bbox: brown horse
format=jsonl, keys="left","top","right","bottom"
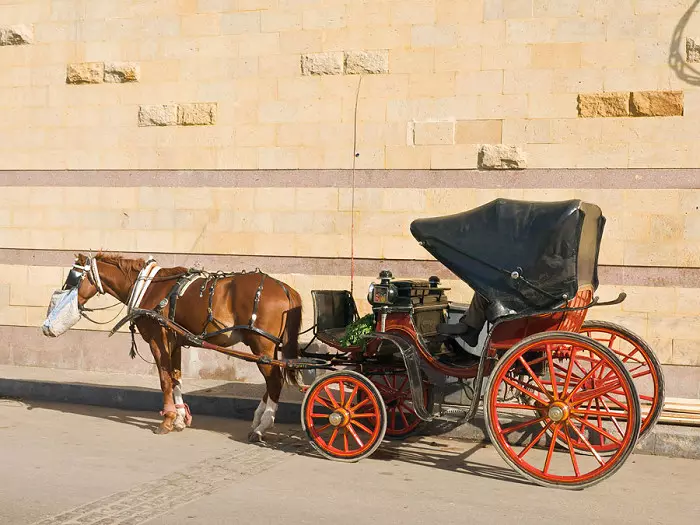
{"left": 44, "top": 253, "right": 303, "bottom": 441}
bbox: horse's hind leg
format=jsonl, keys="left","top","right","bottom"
{"left": 247, "top": 338, "right": 283, "bottom": 442}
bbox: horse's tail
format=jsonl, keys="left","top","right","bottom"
{"left": 280, "top": 287, "right": 303, "bottom": 387}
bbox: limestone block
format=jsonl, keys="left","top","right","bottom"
{"left": 66, "top": 63, "right": 104, "bottom": 84}
{"left": 456, "top": 119, "right": 503, "bottom": 144}
{"left": 301, "top": 52, "right": 344, "bottom": 75}
{"left": 104, "top": 62, "right": 140, "bottom": 83}
{"left": 413, "top": 121, "right": 456, "bottom": 145}
{"left": 577, "top": 92, "right": 629, "bottom": 117}
{"left": 687, "top": 38, "right": 700, "bottom": 62}
{"left": 345, "top": 50, "right": 389, "bottom": 75}
{"left": 138, "top": 105, "right": 178, "bottom": 126}
{"left": 178, "top": 103, "right": 217, "bottom": 125}
{"left": 630, "top": 91, "right": 683, "bottom": 117}
{"left": 478, "top": 144, "right": 527, "bottom": 170}
{"left": 0, "top": 25, "right": 33, "bottom": 46}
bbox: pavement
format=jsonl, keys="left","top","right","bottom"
{"left": 1, "top": 399, "right": 699, "bottom": 525}
{"left": 1, "top": 364, "right": 700, "bottom": 461}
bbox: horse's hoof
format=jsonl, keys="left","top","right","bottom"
{"left": 173, "top": 415, "right": 186, "bottom": 432}
{"left": 248, "top": 431, "right": 264, "bottom": 443}
{"left": 153, "top": 424, "right": 172, "bottom": 435}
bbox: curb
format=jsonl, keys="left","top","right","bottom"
{"left": 1, "top": 376, "right": 698, "bottom": 460}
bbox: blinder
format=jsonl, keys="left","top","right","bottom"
{"left": 63, "top": 267, "right": 85, "bottom": 290}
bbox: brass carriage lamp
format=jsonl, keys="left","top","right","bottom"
{"left": 367, "top": 269, "right": 398, "bottom": 305}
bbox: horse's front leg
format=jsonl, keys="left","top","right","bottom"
{"left": 171, "top": 342, "right": 192, "bottom": 432}
{"left": 146, "top": 330, "right": 177, "bottom": 435}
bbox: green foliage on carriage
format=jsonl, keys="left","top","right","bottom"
{"left": 339, "top": 313, "right": 375, "bottom": 348}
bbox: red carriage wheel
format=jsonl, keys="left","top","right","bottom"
{"left": 578, "top": 321, "right": 665, "bottom": 444}
{"left": 484, "top": 332, "right": 641, "bottom": 490}
{"left": 535, "top": 322, "right": 665, "bottom": 455}
{"left": 301, "top": 371, "right": 387, "bottom": 462}
{"left": 365, "top": 371, "right": 430, "bottom": 439}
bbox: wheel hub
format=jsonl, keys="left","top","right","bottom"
{"left": 329, "top": 408, "right": 350, "bottom": 427}
{"left": 547, "top": 401, "right": 570, "bottom": 422}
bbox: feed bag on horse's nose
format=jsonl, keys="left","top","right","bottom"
{"left": 42, "top": 287, "right": 81, "bottom": 337}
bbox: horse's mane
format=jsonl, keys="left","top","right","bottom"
{"left": 93, "top": 252, "right": 146, "bottom": 275}
{"left": 84, "top": 252, "right": 186, "bottom": 278}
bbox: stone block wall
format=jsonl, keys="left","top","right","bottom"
{"left": 1, "top": 1, "right": 700, "bottom": 394}
{"left": 0, "top": 1, "right": 699, "bottom": 169}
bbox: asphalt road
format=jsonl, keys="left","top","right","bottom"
{"left": 1, "top": 398, "right": 698, "bottom": 525}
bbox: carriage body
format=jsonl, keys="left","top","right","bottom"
{"left": 303, "top": 199, "right": 665, "bottom": 489}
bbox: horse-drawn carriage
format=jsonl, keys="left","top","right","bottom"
{"left": 301, "top": 198, "right": 664, "bottom": 489}
{"left": 42, "top": 198, "right": 664, "bottom": 490}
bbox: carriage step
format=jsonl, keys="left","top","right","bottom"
{"left": 434, "top": 406, "right": 469, "bottom": 422}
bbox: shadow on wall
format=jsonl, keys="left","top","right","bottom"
{"left": 669, "top": 0, "right": 700, "bottom": 85}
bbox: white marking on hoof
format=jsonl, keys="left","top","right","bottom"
{"left": 172, "top": 383, "right": 192, "bottom": 428}
{"left": 248, "top": 430, "right": 264, "bottom": 443}
{"left": 251, "top": 400, "right": 266, "bottom": 429}
{"left": 252, "top": 399, "right": 278, "bottom": 437}
{"left": 173, "top": 414, "right": 186, "bottom": 431}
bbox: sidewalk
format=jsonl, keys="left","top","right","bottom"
{"left": 1, "top": 364, "right": 698, "bottom": 460}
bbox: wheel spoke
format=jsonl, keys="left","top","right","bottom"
{"left": 495, "top": 402, "right": 543, "bottom": 411}
{"left": 560, "top": 426, "right": 581, "bottom": 477}
{"left": 546, "top": 344, "right": 559, "bottom": 400}
{"left": 338, "top": 380, "right": 345, "bottom": 406}
{"left": 315, "top": 423, "right": 331, "bottom": 433}
{"left": 343, "top": 430, "right": 349, "bottom": 453}
{"left": 391, "top": 406, "right": 397, "bottom": 430}
{"left": 571, "top": 380, "right": 624, "bottom": 407}
{"left": 323, "top": 386, "right": 340, "bottom": 408}
{"left": 345, "top": 384, "right": 359, "bottom": 408}
{"left": 600, "top": 397, "right": 625, "bottom": 438}
{"left": 572, "top": 408, "right": 630, "bottom": 419}
{"left": 502, "top": 416, "right": 547, "bottom": 435}
{"left": 310, "top": 413, "right": 331, "bottom": 418}
{"left": 503, "top": 376, "right": 549, "bottom": 405}
{"left": 571, "top": 415, "right": 623, "bottom": 446}
{"left": 350, "top": 398, "right": 370, "bottom": 413}
{"left": 353, "top": 412, "right": 378, "bottom": 419}
{"left": 347, "top": 424, "right": 365, "bottom": 448}
{"left": 543, "top": 423, "right": 561, "bottom": 475}
{"left": 567, "top": 360, "right": 603, "bottom": 400}
{"left": 328, "top": 428, "right": 339, "bottom": 449}
{"left": 602, "top": 393, "right": 629, "bottom": 412}
{"left": 517, "top": 356, "right": 553, "bottom": 401}
{"left": 315, "top": 396, "right": 334, "bottom": 410}
{"left": 517, "top": 421, "right": 552, "bottom": 459}
{"left": 561, "top": 347, "right": 578, "bottom": 398}
{"left": 351, "top": 419, "right": 375, "bottom": 435}
{"left": 397, "top": 375, "right": 408, "bottom": 392}
{"left": 631, "top": 369, "right": 652, "bottom": 380}
{"left": 566, "top": 421, "right": 605, "bottom": 466}
{"left": 399, "top": 407, "right": 410, "bottom": 428}
{"left": 595, "top": 398, "right": 604, "bottom": 441}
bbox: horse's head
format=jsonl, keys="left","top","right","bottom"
{"left": 41, "top": 253, "right": 105, "bottom": 337}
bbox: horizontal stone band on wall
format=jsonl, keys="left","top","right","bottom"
{"left": 0, "top": 248, "right": 699, "bottom": 288}
{"left": 1, "top": 169, "right": 700, "bottom": 189}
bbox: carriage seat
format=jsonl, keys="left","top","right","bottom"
{"left": 310, "top": 290, "right": 360, "bottom": 347}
